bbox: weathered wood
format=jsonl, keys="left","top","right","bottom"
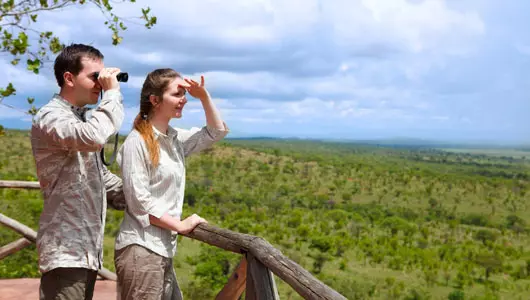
{"left": 0, "top": 180, "right": 40, "bottom": 189}
{"left": 245, "top": 253, "right": 279, "bottom": 300}
{"left": 246, "top": 265, "right": 257, "bottom": 300}
{"left": 184, "top": 224, "right": 347, "bottom": 300}
{"left": 0, "top": 237, "right": 32, "bottom": 260}
{"left": 0, "top": 213, "right": 38, "bottom": 242}
{"left": 98, "top": 267, "right": 117, "bottom": 281}
{"left": 0, "top": 213, "right": 117, "bottom": 281}
{"left": 216, "top": 256, "right": 248, "bottom": 300}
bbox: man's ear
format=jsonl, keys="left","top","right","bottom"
{"left": 149, "top": 95, "right": 159, "bottom": 106}
{"left": 63, "top": 72, "right": 75, "bottom": 87}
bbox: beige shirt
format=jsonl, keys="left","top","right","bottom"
{"left": 115, "top": 123, "right": 229, "bottom": 258}
{"left": 30, "top": 90, "right": 125, "bottom": 273}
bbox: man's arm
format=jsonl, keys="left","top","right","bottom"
{"left": 33, "top": 89, "right": 124, "bottom": 152}
{"left": 103, "top": 166, "right": 126, "bottom": 210}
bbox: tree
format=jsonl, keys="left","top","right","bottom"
{"left": 0, "top": 0, "right": 157, "bottom": 115}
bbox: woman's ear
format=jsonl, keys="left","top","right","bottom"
{"left": 149, "top": 95, "right": 159, "bottom": 106}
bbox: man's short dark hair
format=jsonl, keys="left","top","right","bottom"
{"left": 54, "top": 43, "right": 104, "bottom": 87}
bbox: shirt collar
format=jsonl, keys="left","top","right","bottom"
{"left": 52, "top": 93, "right": 90, "bottom": 117}
{"left": 152, "top": 125, "right": 178, "bottom": 140}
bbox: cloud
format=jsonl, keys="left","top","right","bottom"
{"left": 1, "top": 0, "right": 528, "bottom": 143}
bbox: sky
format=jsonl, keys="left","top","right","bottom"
{"left": 0, "top": 0, "right": 529, "bottom": 144}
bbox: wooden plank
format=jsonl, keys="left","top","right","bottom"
{"left": 246, "top": 264, "right": 256, "bottom": 300}
{"left": 0, "top": 237, "right": 32, "bottom": 260}
{"left": 0, "top": 213, "right": 117, "bottom": 281}
{"left": 245, "top": 253, "right": 279, "bottom": 300}
{"left": 216, "top": 256, "right": 248, "bottom": 300}
{"left": 184, "top": 224, "right": 347, "bottom": 300}
{"left": 0, "top": 180, "right": 40, "bottom": 189}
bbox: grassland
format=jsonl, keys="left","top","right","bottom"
{"left": 1, "top": 129, "right": 530, "bottom": 299}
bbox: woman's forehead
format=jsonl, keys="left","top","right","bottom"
{"left": 168, "top": 77, "right": 189, "bottom": 90}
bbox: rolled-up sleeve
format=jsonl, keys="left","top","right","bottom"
{"left": 34, "top": 89, "right": 124, "bottom": 152}
{"left": 117, "top": 134, "right": 167, "bottom": 228}
{"left": 177, "top": 122, "right": 229, "bottom": 157}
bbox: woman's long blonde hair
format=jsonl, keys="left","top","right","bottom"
{"left": 133, "top": 68, "right": 181, "bottom": 168}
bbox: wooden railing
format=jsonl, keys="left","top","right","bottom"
{"left": 0, "top": 180, "right": 347, "bottom": 300}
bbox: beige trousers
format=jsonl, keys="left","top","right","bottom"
{"left": 114, "top": 244, "right": 183, "bottom": 300}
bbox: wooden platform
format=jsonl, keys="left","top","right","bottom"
{"left": 0, "top": 278, "right": 116, "bottom": 300}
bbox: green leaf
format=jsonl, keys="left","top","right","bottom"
{"left": 0, "top": 83, "right": 16, "bottom": 97}
{"left": 111, "top": 33, "right": 123, "bottom": 45}
{"left": 49, "top": 37, "right": 63, "bottom": 53}
{"left": 30, "top": 14, "right": 38, "bottom": 22}
{"left": 11, "top": 32, "right": 29, "bottom": 55}
{"left": 26, "top": 58, "right": 42, "bottom": 74}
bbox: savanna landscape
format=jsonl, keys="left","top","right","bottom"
{"left": 1, "top": 128, "right": 530, "bottom": 300}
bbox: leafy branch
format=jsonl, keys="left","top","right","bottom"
{"left": 0, "top": 0, "right": 157, "bottom": 115}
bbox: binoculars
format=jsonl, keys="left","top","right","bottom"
{"left": 93, "top": 71, "right": 129, "bottom": 82}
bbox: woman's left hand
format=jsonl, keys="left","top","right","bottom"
{"left": 184, "top": 75, "right": 210, "bottom": 101}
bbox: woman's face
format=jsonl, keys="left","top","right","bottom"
{"left": 153, "top": 77, "right": 189, "bottom": 119}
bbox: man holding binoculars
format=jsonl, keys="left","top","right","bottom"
{"left": 30, "top": 43, "right": 128, "bottom": 300}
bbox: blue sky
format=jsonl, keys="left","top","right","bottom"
{"left": 1, "top": 0, "right": 529, "bottom": 144}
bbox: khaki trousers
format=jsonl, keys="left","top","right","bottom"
{"left": 115, "top": 244, "right": 183, "bottom": 300}
{"left": 39, "top": 267, "right": 98, "bottom": 300}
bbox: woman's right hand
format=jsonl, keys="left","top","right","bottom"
{"left": 179, "top": 213, "right": 207, "bottom": 234}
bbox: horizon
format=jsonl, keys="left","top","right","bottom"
{"left": 3, "top": 126, "right": 529, "bottom": 148}
{"left": 1, "top": 0, "right": 529, "bottom": 144}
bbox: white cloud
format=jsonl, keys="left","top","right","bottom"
{"left": 0, "top": 60, "right": 56, "bottom": 95}
{"left": 7, "top": 0, "right": 523, "bottom": 142}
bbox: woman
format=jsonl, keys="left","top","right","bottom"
{"left": 114, "top": 68, "right": 229, "bottom": 300}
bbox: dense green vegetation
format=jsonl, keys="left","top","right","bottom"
{"left": 1, "top": 129, "right": 530, "bottom": 299}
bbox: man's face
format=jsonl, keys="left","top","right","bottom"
{"left": 70, "top": 57, "right": 104, "bottom": 106}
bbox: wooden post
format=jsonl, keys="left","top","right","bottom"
{"left": 0, "top": 238, "right": 32, "bottom": 260}
{"left": 216, "top": 256, "right": 248, "bottom": 300}
{"left": 245, "top": 253, "right": 280, "bottom": 300}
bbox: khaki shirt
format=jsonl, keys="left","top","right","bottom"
{"left": 30, "top": 90, "right": 125, "bottom": 273}
{"left": 115, "top": 123, "right": 229, "bottom": 258}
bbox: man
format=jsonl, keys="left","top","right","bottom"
{"left": 30, "top": 43, "right": 126, "bottom": 299}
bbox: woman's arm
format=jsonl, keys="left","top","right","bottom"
{"left": 185, "top": 75, "right": 224, "bottom": 130}
{"left": 149, "top": 212, "right": 207, "bottom": 234}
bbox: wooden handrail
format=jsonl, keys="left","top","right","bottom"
{"left": 182, "top": 225, "right": 346, "bottom": 299}
{"left": 0, "top": 213, "right": 117, "bottom": 281}
{"left": 0, "top": 180, "right": 347, "bottom": 299}
{"left": 0, "top": 180, "right": 40, "bottom": 189}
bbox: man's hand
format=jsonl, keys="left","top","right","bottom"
{"left": 98, "top": 67, "right": 121, "bottom": 92}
